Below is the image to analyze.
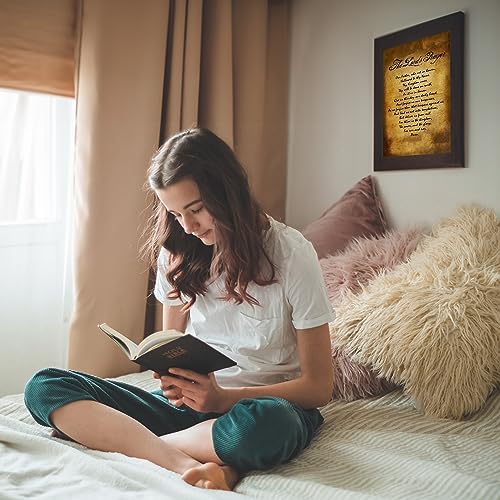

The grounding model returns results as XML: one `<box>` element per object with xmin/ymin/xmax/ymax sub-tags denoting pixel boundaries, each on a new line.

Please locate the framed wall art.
<box><xmin>374</xmin><ymin>12</ymin><xmax>464</xmax><ymax>171</ymax></box>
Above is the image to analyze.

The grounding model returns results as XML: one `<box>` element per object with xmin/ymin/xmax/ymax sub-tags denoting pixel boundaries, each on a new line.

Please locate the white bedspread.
<box><xmin>1</xmin><ymin>372</ymin><xmax>499</xmax><ymax>499</ymax></box>
<box><xmin>0</xmin><ymin>414</ymin><xmax>224</xmax><ymax>500</ymax></box>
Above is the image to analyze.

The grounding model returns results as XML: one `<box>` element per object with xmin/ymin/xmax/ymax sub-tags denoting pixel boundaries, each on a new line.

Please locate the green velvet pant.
<box><xmin>24</xmin><ymin>368</ymin><xmax>323</xmax><ymax>472</ymax></box>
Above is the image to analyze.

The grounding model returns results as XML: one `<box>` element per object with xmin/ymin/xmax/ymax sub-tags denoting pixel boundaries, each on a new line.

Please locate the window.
<box><xmin>0</xmin><ymin>88</ymin><xmax>75</xmax><ymax>223</ymax></box>
<box><xmin>0</xmin><ymin>88</ymin><xmax>76</xmax><ymax>396</ymax></box>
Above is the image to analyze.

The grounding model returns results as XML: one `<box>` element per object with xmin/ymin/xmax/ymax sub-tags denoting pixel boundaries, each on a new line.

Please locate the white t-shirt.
<box><xmin>154</xmin><ymin>216</ymin><xmax>335</xmax><ymax>387</ymax></box>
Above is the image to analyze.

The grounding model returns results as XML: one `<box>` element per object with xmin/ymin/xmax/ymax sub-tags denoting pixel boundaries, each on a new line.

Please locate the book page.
<box><xmin>98</xmin><ymin>323</ymin><xmax>139</xmax><ymax>358</ymax></box>
<box><xmin>136</xmin><ymin>329</ymin><xmax>184</xmax><ymax>357</ymax></box>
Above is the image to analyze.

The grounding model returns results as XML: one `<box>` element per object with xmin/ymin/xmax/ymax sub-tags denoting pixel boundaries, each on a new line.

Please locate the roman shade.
<box><xmin>0</xmin><ymin>0</ymin><xmax>80</xmax><ymax>97</ymax></box>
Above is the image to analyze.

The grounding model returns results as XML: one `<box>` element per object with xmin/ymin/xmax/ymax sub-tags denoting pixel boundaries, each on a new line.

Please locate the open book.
<box><xmin>98</xmin><ymin>323</ymin><xmax>236</xmax><ymax>375</ymax></box>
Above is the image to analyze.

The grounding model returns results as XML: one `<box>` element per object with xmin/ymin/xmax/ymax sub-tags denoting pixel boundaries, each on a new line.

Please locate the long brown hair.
<box><xmin>144</xmin><ymin>128</ymin><xmax>276</xmax><ymax>307</ymax></box>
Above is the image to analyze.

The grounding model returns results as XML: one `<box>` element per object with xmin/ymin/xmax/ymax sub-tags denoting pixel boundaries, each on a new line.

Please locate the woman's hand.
<box><xmin>153</xmin><ymin>371</ymin><xmax>184</xmax><ymax>406</ymax></box>
<box><xmin>155</xmin><ymin>368</ymin><xmax>231</xmax><ymax>413</ymax></box>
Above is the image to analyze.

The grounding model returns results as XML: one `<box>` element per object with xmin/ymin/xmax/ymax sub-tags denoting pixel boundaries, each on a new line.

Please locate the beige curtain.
<box><xmin>69</xmin><ymin>0</ymin><xmax>289</xmax><ymax>376</ymax></box>
<box><xmin>67</xmin><ymin>0</ymin><xmax>170</xmax><ymax>376</ymax></box>
<box><xmin>0</xmin><ymin>0</ymin><xmax>79</xmax><ymax>96</ymax></box>
<box><xmin>162</xmin><ymin>0</ymin><xmax>289</xmax><ymax>218</ymax></box>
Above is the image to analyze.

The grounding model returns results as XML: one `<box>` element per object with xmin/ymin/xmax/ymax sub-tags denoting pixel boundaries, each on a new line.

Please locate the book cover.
<box><xmin>135</xmin><ymin>334</ymin><xmax>237</xmax><ymax>375</ymax></box>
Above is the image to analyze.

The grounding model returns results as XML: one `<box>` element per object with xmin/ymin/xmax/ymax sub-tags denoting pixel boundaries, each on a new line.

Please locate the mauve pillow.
<box><xmin>320</xmin><ymin>228</ymin><xmax>425</xmax><ymax>401</ymax></box>
<box><xmin>302</xmin><ymin>176</ymin><xmax>388</xmax><ymax>259</ymax></box>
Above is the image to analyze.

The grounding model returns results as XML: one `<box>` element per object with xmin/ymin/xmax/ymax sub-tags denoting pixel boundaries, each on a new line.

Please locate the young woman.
<box><xmin>24</xmin><ymin>128</ymin><xmax>335</xmax><ymax>491</ymax></box>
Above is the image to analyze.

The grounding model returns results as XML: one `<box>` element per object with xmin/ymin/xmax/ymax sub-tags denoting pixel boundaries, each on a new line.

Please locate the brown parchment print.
<box><xmin>383</xmin><ymin>31</ymin><xmax>451</xmax><ymax>156</ymax></box>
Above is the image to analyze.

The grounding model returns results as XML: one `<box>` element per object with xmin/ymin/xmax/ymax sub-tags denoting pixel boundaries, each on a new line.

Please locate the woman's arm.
<box><xmin>154</xmin><ymin>305</ymin><xmax>190</xmax><ymax>403</ymax></box>
<box><xmin>224</xmin><ymin>323</ymin><xmax>334</xmax><ymax>409</ymax></box>
<box><xmin>164</xmin><ymin>323</ymin><xmax>334</xmax><ymax>411</ymax></box>
<box><xmin>163</xmin><ymin>304</ymin><xmax>189</xmax><ymax>332</ymax></box>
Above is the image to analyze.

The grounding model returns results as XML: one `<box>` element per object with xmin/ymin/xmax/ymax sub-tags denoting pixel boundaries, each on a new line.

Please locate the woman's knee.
<box><xmin>213</xmin><ymin>397</ymin><xmax>311</xmax><ymax>471</ymax></box>
<box><xmin>25</xmin><ymin>367</ymin><xmax>68</xmax><ymax>406</ymax></box>
<box><xmin>24</xmin><ymin>367</ymin><xmax>92</xmax><ymax>427</ymax></box>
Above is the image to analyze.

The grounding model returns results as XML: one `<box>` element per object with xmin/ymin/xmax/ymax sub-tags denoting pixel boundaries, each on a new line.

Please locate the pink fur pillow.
<box><xmin>321</xmin><ymin>228</ymin><xmax>424</xmax><ymax>401</ymax></box>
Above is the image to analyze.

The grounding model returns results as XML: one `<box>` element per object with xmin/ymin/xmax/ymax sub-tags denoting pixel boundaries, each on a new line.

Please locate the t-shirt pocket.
<box><xmin>235</xmin><ymin>312</ymin><xmax>290</xmax><ymax>364</ymax></box>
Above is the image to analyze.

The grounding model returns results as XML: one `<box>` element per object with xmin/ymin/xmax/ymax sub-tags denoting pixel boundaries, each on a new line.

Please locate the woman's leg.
<box><xmin>24</xmin><ymin>368</ymin><xmax>202</xmax><ymax>435</ymax></box>
<box><xmin>161</xmin><ymin>419</ymin><xmax>240</xmax><ymax>489</ymax></box>
<box><xmin>212</xmin><ymin>396</ymin><xmax>323</xmax><ymax>472</ymax></box>
<box><xmin>160</xmin><ymin>396</ymin><xmax>323</xmax><ymax>487</ymax></box>
<box><xmin>51</xmin><ymin>401</ymin><xmax>235</xmax><ymax>490</ymax></box>
<box><xmin>24</xmin><ymin>368</ymin><xmax>234</xmax><ymax>490</ymax></box>
<box><xmin>50</xmin><ymin>400</ymin><xmax>200</xmax><ymax>474</ymax></box>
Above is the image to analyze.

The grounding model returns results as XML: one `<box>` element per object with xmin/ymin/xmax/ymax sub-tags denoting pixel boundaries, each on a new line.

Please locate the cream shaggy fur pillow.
<box><xmin>330</xmin><ymin>205</ymin><xmax>500</xmax><ymax>419</ymax></box>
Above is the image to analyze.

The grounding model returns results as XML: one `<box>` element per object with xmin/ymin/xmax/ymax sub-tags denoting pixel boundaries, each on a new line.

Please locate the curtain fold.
<box><xmin>198</xmin><ymin>0</ymin><xmax>234</xmax><ymax>144</ymax></box>
<box><xmin>162</xmin><ymin>0</ymin><xmax>203</xmax><ymax>137</ymax></box>
<box><xmin>0</xmin><ymin>0</ymin><xmax>79</xmax><ymax>97</ymax></box>
<box><xmin>69</xmin><ymin>0</ymin><xmax>289</xmax><ymax>375</ymax></box>
<box><xmin>200</xmin><ymin>0</ymin><xmax>288</xmax><ymax>219</ymax></box>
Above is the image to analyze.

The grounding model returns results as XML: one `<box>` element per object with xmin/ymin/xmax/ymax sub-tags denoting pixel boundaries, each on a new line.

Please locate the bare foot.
<box><xmin>181</xmin><ymin>462</ymin><xmax>240</xmax><ymax>490</ymax></box>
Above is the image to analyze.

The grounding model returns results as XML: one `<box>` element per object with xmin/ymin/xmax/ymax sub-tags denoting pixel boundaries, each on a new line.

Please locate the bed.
<box><xmin>2</xmin><ymin>177</ymin><xmax>499</xmax><ymax>499</ymax></box>
<box><xmin>1</xmin><ymin>371</ymin><xmax>499</xmax><ymax>499</ymax></box>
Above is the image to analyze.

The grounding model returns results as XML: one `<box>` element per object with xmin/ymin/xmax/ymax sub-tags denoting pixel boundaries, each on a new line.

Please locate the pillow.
<box><xmin>330</xmin><ymin>346</ymin><xmax>397</xmax><ymax>402</ymax></box>
<box><xmin>330</xmin><ymin>205</ymin><xmax>500</xmax><ymax>419</ymax></box>
<box><xmin>302</xmin><ymin>176</ymin><xmax>388</xmax><ymax>259</ymax></box>
<box><xmin>320</xmin><ymin>228</ymin><xmax>424</xmax><ymax>307</ymax></box>
<box><xmin>321</xmin><ymin>228</ymin><xmax>424</xmax><ymax>401</ymax></box>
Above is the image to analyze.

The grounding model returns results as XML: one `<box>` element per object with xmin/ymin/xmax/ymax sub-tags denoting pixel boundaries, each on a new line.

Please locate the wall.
<box><xmin>287</xmin><ymin>0</ymin><xmax>500</xmax><ymax>230</ymax></box>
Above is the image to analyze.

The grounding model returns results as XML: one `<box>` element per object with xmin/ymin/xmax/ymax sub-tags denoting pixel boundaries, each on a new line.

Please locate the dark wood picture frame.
<box><xmin>374</xmin><ymin>12</ymin><xmax>464</xmax><ymax>171</ymax></box>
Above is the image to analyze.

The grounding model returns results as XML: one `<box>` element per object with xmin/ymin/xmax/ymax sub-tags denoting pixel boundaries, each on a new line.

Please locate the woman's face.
<box><xmin>155</xmin><ymin>177</ymin><xmax>216</xmax><ymax>246</ymax></box>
